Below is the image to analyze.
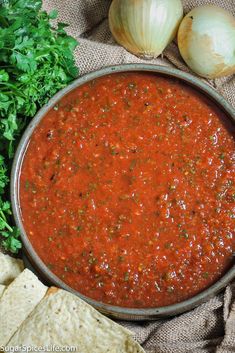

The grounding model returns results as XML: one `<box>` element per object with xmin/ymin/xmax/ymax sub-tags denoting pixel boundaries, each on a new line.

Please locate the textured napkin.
<box><xmin>42</xmin><ymin>1</ymin><xmax>235</xmax><ymax>352</ymax></box>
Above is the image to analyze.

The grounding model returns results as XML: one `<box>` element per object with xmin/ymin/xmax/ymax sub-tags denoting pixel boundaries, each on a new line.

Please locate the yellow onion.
<box><xmin>178</xmin><ymin>5</ymin><xmax>235</xmax><ymax>78</ymax></box>
<box><xmin>109</xmin><ymin>0</ymin><xmax>183</xmax><ymax>59</ymax></box>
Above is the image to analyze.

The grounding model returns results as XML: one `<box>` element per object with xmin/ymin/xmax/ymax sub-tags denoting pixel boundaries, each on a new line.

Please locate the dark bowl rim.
<box><xmin>10</xmin><ymin>63</ymin><xmax>235</xmax><ymax>320</ymax></box>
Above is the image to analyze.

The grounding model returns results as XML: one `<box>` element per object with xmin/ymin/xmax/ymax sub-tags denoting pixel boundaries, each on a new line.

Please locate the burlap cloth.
<box><xmin>42</xmin><ymin>1</ymin><xmax>235</xmax><ymax>352</ymax></box>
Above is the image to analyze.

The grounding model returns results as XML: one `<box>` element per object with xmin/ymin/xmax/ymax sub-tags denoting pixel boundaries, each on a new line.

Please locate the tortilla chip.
<box><xmin>0</xmin><ymin>253</ymin><xmax>24</xmax><ymax>285</ymax></box>
<box><xmin>0</xmin><ymin>284</ymin><xmax>5</xmax><ymax>298</ymax></box>
<box><xmin>8</xmin><ymin>288</ymin><xmax>145</xmax><ymax>352</ymax></box>
<box><xmin>0</xmin><ymin>269</ymin><xmax>47</xmax><ymax>346</ymax></box>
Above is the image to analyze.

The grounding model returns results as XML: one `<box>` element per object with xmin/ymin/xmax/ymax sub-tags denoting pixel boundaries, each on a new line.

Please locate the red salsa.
<box><xmin>20</xmin><ymin>73</ymin><xmax>235</xmax><ymax>308</ymax></box>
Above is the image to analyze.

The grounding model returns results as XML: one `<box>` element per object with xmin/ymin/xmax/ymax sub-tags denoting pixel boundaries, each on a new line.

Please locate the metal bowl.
<box><xmin>11</xmin><ymin>64</ymin><xmax>235</xmax><ymax>320</ymax></box>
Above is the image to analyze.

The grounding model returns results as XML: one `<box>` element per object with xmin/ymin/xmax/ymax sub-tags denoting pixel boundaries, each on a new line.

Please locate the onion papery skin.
<box><xmin>178</xmin><ymin>5</ymin><xmax>235</xmax><ymax>79</ymax></box>
<box><xmin>109</xmin><ymin>0</ymin><xmax>183</xmax><ymax>60</ymax></box>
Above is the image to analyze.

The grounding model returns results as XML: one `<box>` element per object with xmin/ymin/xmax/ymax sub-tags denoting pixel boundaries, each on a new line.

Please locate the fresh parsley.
<box><xmin>0</xmin><ymin>0</ymin><xmax>78</xmax><ymax>253</ymax></box>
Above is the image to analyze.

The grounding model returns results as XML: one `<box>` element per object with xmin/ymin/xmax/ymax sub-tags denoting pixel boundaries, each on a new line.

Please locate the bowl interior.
<box><xmin>11</xmin><ymin>64</ymin><xmax>235</xmax><ymax>320</ymax></box>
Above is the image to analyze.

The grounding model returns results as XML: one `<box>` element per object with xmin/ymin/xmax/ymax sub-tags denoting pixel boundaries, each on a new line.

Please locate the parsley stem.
<box><xmin>0</xmin><ymin>211</ymin><xmax>13</xmax><ymax>232</ymax></box>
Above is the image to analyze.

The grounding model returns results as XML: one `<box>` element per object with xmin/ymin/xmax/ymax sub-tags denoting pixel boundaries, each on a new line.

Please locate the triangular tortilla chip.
<box><xmin>0</xmin><ymin>253</ymin><xmax>24</xmax><ymax>285</ymax></box>
<box><xmin>8</xmin><ymin>288</ymin><xmax>145</xmax><ymax>353</ymax></box>
<box><xmin>0</xmin><ymin>269</ymin><xmax>47</xmax><ymax>346</ymax></box>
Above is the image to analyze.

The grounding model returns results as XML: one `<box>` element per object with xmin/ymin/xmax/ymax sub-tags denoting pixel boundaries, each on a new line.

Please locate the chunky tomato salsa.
<box><xmin>20</xmin><ymin>73</ymin><xmax>235</xmax><ymax>308</ymax></box>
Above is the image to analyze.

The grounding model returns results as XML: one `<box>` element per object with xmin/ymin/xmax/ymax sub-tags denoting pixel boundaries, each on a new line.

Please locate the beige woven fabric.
<box><xmin>43</xmin><ymin>1</ymin><xmax>235</xmax><ymax>352</ymax></box>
